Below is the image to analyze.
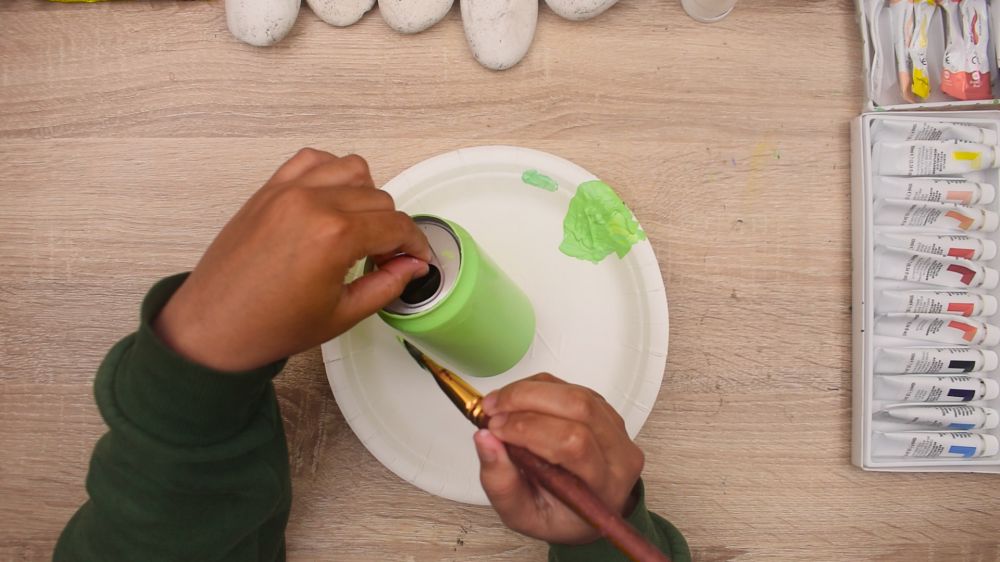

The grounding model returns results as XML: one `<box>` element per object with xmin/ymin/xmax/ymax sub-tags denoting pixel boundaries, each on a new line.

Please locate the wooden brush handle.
<box><xmin>504</xmin><ymin>444</ymin><xmax>671</xmax><ymax>562</ymax></box>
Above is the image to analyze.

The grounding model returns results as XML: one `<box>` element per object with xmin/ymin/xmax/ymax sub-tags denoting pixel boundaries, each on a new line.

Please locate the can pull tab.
<box><xmin>401</xmin><ymin>264</ymin><xmax>442</xmax><ymax>306</ymax></box>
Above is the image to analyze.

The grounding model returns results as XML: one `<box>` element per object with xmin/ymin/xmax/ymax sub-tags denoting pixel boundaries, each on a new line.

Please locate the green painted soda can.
<box><xmin>376</xmin><ymin>215</ymin><xmax>535</xmax><ymax>377</ymax></box>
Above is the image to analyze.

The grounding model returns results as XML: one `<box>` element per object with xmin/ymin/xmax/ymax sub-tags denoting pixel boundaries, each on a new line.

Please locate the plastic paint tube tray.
<box><xmin>851</xmin><ymin>111</ymin><xmax>1000</xmax><ymax>473</ymax></box>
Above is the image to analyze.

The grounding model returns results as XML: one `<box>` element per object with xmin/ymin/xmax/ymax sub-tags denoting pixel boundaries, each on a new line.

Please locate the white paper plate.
<box><xmin>321</xmin><ymin>146</ymin><xmax>668</xmax><ymax>505</ymax></box>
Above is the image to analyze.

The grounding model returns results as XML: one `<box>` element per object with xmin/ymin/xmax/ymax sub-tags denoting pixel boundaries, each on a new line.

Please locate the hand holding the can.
<box><xmin>474</xmin><ymin>373</ymin><xmax>645</xmax><ymax>545</ymax></box>
<box><xmin>154</xmin><ymin>148</ymin><xmax>431</xmax><ymax>371</ymax></box>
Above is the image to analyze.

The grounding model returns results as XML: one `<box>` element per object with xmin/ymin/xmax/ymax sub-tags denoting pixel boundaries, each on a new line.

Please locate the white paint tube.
<box><xmin>874</xmin><ymin>247</ymin><xmax>1000</xmax><ymax>289</ymax></box>
<box><xmin>878</xmin><ymin>405</ymin><xmax>1000</xmax><ymax>430</ymax></box>
<box><xmin>877</xmin><ymin>289</ymin><xmax>999</xmax><ymax>317</ymax></box>
<box><xmin>878</xmin><ymin>233</ymin><xmax>998</xmax><ymax>261</ymax></box>
<box><xmin>875</xmin><ymin>347</ymin><xmax>998</xmax><ymax>374</ymax></box>
<box><xmin>871</xmin><ymin>120</ymin><xmax>999</xmax><ymax>144</ymax></box>
<box><xmin>875</xmin><ymin>314</ymin><xmax>1000</xmax><ymax>346</ymax></box>
<box><xmin>873</xmin><ymin>431</ymin><xmax>999</xmax><ymax>458</ymax></box>
<box><xmin>874</xmin><ymin>200</ymin><xmax>1000</xmax><ymax>232</ymax></box>
<box><xmin>874</xmin><ymin>141</ymin><xmax>1000</xmax><ymax>176</ymax></box>
<box><xmin>875</xmin><ymin>177</ymin><xmax>996</xmax><ymax>205</ymax></box>
<box><xmin>875</xmin><ymin>374</ymin><xmax>1000</xmax><ymax>402</ymax></box>
<box><xmin>888</xmin><ymin>0</ymin><xmax>916</xmax><ymax>102</ymax></box>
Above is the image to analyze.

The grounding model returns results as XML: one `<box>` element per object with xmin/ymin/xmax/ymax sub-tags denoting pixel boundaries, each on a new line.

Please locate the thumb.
<box><xmin>475</xmin><ymin>429</ymin><xmax>536</xmax><ymax>524</ymax></box>
<box><xmin>335</xmin><ymin>256</ymin><xmax>428</xmax><ymax>326</ymax></box>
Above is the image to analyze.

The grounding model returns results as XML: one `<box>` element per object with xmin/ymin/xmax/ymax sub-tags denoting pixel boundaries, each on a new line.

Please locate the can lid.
<box><xmin>981</xmin><ymin>267</ymin><xmax>1000</xmax><ymax>290</ymax></box>
<box><xmin>982</xmin><ymin>408</ymin><xmax>1000</xmax><ymax>430</ymax></box>
<box><xmin>982</xmin><ymin>240</ymin><xmax>999</xmax><ymax>261</ymax></box>
<box><xmin>982</xmin><ymin>323</ymin><xmax>1000</xmax><ymax>347</ymax></box>
<box><xmin>983</xmin><ymin>295</ymin><xmax>999</xmax><ymax>317</ymax></box>
<box><xmin>979</xmin><ymin>183</ymin><xmax>997</xmax><ymax>205</ymax></box>
<box><xmin>984</xmin><ymin>350</ymin><xmax>1000</xmax><ymax>371</ymax></box>
<box><xmin>983</xmin><ymin>378</ymin><xmax>1000</xmax><ymax>400</ymax></box>
<box><xmin>981</xmin><ymin>434</ymin><xmax>1000</xmax><ymax>457</ymax></box>
<box><xmin>382</xmin><ymin>216</ymin><xmax>462</xmax><ymax>315</ymax></box>
<box><xmin>983</xmin><ymin>209</ymin><xmax>1000</xmax><ymax>233</ymax></box>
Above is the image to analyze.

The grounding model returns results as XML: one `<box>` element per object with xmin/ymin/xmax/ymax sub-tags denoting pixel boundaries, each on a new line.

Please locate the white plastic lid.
<box><xmin>982</xmin><ymin>323</ymin><xmax>1000</xmax><ymax>347</ymax></box>
<box><xmin>980</xmin><ymin>434</ymin><xmax>999</xmax><ymax>457</ymax></box>
<box><xmin>983</xmin><ymin>295</ymin><xmax>999</xmax><ymax>317</ymax></box>
<box><xmin>983</xmin><ymin>378</ymin><xmax>1000</xmax><ymax>400</ymax></box>
<box><xmin>981</xmin><ymin>267</ymin><xmax>1000</xmax><ymax>290</ymax></box>
<box><xmin>983</xmin><ymin>350</ymin><xmax>999</xmax><ymax>371</ymax></box>
<box><xmin>982</xmin><ymin>409</ymin><xmax>1000</xmax><ymax>430</ymax></box>
<box><xmin>982</xmin><ymin>240</ymin><xmax>999</xmax><ymax>261</ymax></box>
<box><xmin>979</xmin><ymin>183</ymin><xmax>997</xmax><ymax>205</ymax></box>
<box><xmin>982</xmin><ymin>210</ymin><xmax>1000</xmax><ymax>233</ymax></box>
<box><xmin>982</xmin><ymin>127</ymin><xmax>1000</xmax><ymax>145</ymax></box>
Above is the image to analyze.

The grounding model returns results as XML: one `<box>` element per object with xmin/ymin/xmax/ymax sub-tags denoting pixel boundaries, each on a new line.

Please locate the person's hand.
<box><xmin>154</xmin><ymin>148</ymin><xmax>431</xmax><ymax>372</ymax></box>
<box><xmin>474</xmin><ymin>373</ymin><xmax>644</xmax><ymax>545</ymax></box>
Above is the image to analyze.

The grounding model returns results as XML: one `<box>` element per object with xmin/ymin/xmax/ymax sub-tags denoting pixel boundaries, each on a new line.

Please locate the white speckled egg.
<box><xmin>378</xmin><ymin>0</ymin><xmax>454</xmax><ymax>33</ymax></box>
<box><xmin>544</xmin><ymin>0</ymin><xmax>618</xmax><ymax>21</ymax></box>
<box><xmin>225</xmin><ymin>0</ymin><xmax>301</xmax><ymax>46</ymax></box>
<box><xmin>307</xmin><ymin>0</ymin><xmax>375</xmax><ymax>26</ymax></box>
<box><xmin>460</xmin><ymin>0</ymin><xmax>537</xmax><ymax>70</ymax></box>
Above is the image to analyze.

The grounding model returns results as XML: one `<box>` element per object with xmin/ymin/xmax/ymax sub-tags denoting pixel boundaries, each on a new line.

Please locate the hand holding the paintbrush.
<box><xmin>474</xmin><ymin>373</ymin><xmax>645</xmax><ymax>545</ymax></box>
<box><xmin>155</xmin><ymin>148</ymin><xmax>431</xmax><ymax>372</ymax></box>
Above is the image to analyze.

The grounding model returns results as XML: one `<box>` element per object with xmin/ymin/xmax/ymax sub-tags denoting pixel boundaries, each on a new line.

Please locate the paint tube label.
<box><xmin>874</xmin><ymin>177</ymin><xmax>995</xmax><ymax>206</ymax></box>
<box><xmin>907</xmin><ymin>1</ymin><xmax>936</xmax><ymax>100</ymax></box>
<box><xmin>940</xmin><ymin>0</ymin><xmax>992</xmax><ymax>101</ymax></box>
<box><xmin>877</xmin><ymin>289</ymin><xmax>998</xmax><ymax>317</ymax></box>
<box><xmin>873</xmin><ymin>431</ymin><xmax>998</xmax><ymax>458</ymax></box>
<box><xmin>874</xmin><ymin>247</ymin><xmax>999</xmax><ymax>289</ymax></box>
<box><xmin>874</xmin><ymin>347</ymin><xmax>996</xmax><ymax>374</ymax></box>
<box><xmin>878</xmin><ymin>233</ymin><xmax>995</xmax><ymax>260</ymax></box>
<box><xmin>875</xmin><ymin>314</ymin><xmax>1000</xmax><ymax>346</ymax></box>
<box><xmin>874</xmin><ymin>374</ymin><xmax>998</xmax><ymax>402</ymax></box>
<box><xmin>871</xmin><ymin>120</ymin><xmax>998</xmax><ymax>144</ymax></box>
<box><xmin>874</xmin><ymin>141</ymin><xmax>1000</xmax><ymax>176</ymax></box>
<box><xmin>875</xmin><ymin>200</ymin><xmax>999</xmax><ymax>232</ymax></box>
<box><xmin>878</xmin><ymin>404</ymin><xmax>999</xmax><ymax>430</ymax></box>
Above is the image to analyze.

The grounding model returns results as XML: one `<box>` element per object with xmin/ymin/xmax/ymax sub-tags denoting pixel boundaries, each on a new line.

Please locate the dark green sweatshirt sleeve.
<box><xmin>54</xmin><ymin>274</ymin><xmax>291</xmax><ymax>562</ymax></box>
<box><xmin>547</xmin><ymin>479</ymin><xmax>690</xmax><ymax>562</ymax></box>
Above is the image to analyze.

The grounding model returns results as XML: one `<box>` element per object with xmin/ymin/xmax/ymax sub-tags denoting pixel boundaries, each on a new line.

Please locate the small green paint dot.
<box><xmin>774</xmin><ymin>151</ymin><xmax>781</xmax><ymax>160</ymax></box>
<box><xmin>522</xmin><ymin>169</ymin><xmax>558</xmax><ymax>192</ymax></box>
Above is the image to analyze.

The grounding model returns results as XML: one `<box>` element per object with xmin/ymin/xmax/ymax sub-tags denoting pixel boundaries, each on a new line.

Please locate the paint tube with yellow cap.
<box><xmin>875</xmin><ymin>200</ymin><xmax>1000</xmax><ymax>232</ymax></box>
<box><xmin>907</xmin><ymin>0</ymin><xmax>937</xmax><ymax>101</ymax></box>
<box><xmin>875</xmin><ymin>140</ymin><xmax>1000</xmax><ymax>176</ymax></box>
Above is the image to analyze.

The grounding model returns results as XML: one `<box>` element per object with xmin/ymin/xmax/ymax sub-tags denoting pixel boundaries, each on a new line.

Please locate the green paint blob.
<box><xmin>522</xmin><ymin>169</ymin><xmax>558</xmax><ymax>192</ymax></box>
<box><xmin>559</xmin><ymin>180</ymin><xmax>646</xmax><ymax>264</ymax></box>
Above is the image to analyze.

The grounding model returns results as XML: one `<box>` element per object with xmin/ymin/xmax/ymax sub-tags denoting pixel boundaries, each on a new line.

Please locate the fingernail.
<box><xmin>488</xmin><ymin>412</ymin><xmax>507</xmax><ymax>431</ymax></box>
<box><xmin>482</xmin><ymin>392</ymin><xmax>498</xmax><ymax>414</ymax></box>
<box><xmin>475</xmin><ymin>430</ymin><xmax>497</xmax><ymax>463</ymax></box>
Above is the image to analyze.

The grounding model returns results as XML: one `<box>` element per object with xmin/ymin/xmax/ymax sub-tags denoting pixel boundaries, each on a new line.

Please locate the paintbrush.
<box><xmin>400</xmin><ymin>339</ymin><xmax>671</xmax><ymax>562</ymax></box>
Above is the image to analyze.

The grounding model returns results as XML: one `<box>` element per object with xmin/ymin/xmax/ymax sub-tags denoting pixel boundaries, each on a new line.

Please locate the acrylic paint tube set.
<box><xmin>865</xmin><ymin>116</ymin><xmax>1000</xmax><ymax>462</ymax></box>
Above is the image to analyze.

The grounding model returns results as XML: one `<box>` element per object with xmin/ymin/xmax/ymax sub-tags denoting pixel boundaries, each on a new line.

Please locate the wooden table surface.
<box><xmin>3</xmin><ymin>0</ymin><xmax>997</xmax><ymax>560</ymax></box>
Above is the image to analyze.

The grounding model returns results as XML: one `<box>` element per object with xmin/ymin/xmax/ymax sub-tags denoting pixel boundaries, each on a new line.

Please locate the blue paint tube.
<box><xmin>873</xmin><ymin>431</ymin><xmax>999</xmax><ymax>458</ymax></box>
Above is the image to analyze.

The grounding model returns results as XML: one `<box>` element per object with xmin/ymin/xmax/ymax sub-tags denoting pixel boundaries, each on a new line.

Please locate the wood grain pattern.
<box><xmin>2</xmin><ymin>1</ymin><xmax>994</xmax><ymax>560</ymax></box>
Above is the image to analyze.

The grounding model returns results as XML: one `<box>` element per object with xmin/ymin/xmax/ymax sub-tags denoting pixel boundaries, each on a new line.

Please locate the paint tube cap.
<box><xmin>982</xmin><ymin>324</ymin><xmax>1000</xmax><ymax>347</ymax></box>
<box><xmin>984</xmin><ymin>295</ymin><xmax>1000</xmax><ymax>317</ymax></box>
<box><xmin>979</xmin><ymin>183</ymin><xmax>997</xmax><ymax>205</ymax></box>
<box><xmin>983</xmin><ymin>211</ymin><xmax>1000</xmax><ymax>233</ymax></box>
<box><xmin>982</xmin><ymin>128</ymin><xmax>1000</xmax><ymax>146</ymax></box>
<box><xmin>983</xmin><ymin>378</ymin><xmax>1000</xmax><ymax>400</ymax></box>
<box><xmin>983</xmin><ymin>240</ymin><xmax>999</xmax><ymax>261</ymax></box>
<box><xmin>982</xmin><ymin>267</ymin><xmax>1000</xmax><ymax>290</ymax></box>
<box><xmin>981</xmin><ymin>434</ymin><xmax>1000</xmax><ymax>457</ymax></box>
<box><xmin>983</xmin><ymin>409</ymin><xmax>1000</xmax><ymax>430</ymax></box>
<box><xmin>984</xmin><ymin>350</ymin><xmax>1000</xmax><ymax>371</ymax></box>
